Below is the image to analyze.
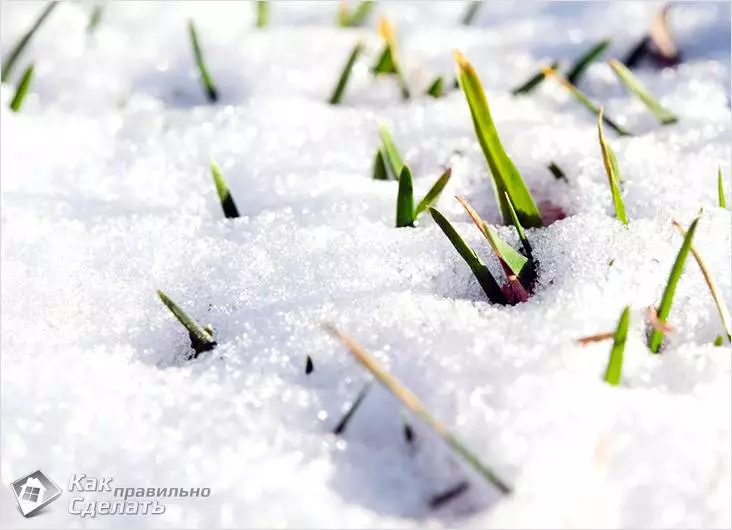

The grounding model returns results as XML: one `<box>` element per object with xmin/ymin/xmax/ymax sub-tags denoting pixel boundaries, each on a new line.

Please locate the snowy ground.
<box><xmin>1</xmin><ymin>1</ymin><xmax>730</xmax><ymax>528</ymax></box>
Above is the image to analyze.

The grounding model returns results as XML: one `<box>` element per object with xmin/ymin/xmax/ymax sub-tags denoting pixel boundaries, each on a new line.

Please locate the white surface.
<box><xmin>1</xmin><ymin>1</ymin><xmax>730</xmax><ymax>528</ymax></box>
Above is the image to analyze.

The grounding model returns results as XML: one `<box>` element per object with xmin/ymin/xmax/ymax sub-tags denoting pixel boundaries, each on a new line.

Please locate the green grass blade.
<box><xmin>673</xmin><ymin>220</ymin><xmax>732</xmax><ymax>343</ymax></box>
<box><xmin>188</xmin><ymin>20</ymin><xmax>218</xmax><ymax>103</ymax></box>
<box><xmin>598</xmin><ymin>109</ymin><xmax>629</xmax><ymax>224</ymax></box>
<box><xmin>718</xmin><ymin>167</ymin><xmax>726</xmax><ymax>209</ymax></box>
<box><xmin>396</xmin><ymin>165</ymin><xmax>415</xmax><ymax>227</ymax></box>
<box><xmin>87</xmin><ymin>5</ymin><xmax>104</xmax><ymax>34</ymax></box>
<box><xmin>211</xmin><ymin>160</ymin><xmax>240</xmax><ymax>218</ymax></box>
<box><xmin>503</xmin><ymin>191</ymin><xmax>532</xmax><ymax>256</ymax></box>
<box><xmin>566</xmin><ymin>39</ymin><xmax>611</xmax><ymax>85</ymax></box>
<box><xmin>372</xmin><ymin>149</ymin><xmax>389</xmax><ymax>180</ymax></box>
<box><xmin>255</xmin><ymin>0</ymin><xmax>269</xmax><ymax>28</ymax></box>
<box><xmin>604</xmin><ymin>306</ymin><xmax>630</xmax><ymax>386</ymax></box>
<box><xmin>342</xmin><ymin>0</ymin><xmax>375</xmax><ymax>27</ymax></box>
<box><xmin>455</xmin><ymin>51</ymin><xmax>543</xmax><ymax>228</ymax></box>
<box><xmin>429</xmin><ymin>207</ymin><xmax>506</xmax><ymax>304</ymax></box>
<box><xmin>608</xmin><ymin>59</ymin><xmax>677</xmax><ymax>125</ymax></box>
<box><xmin>548</xmin><ymin>161</ymin><xmax>568</xmax><ymax>182</ymax></box>
<box><xmin>511</xmin><ymin>60</ymin><xmax>559</xmax><ymax>96</ymax></box>
<box><xmin>377</xmin><ymin>122</ymin><xmax>404</xmax><ymax>180</ymax></box>
<box><xmin>414</xmin><ymin>168</ymin><xmax>452</xmax><ymax>218</ymax></box>
<box><xmin>9</xmin><ymin>64</ymin><xmax>34</xmax><ymax>113</ymax></box>
<box><xmin>378</xmin><ymin>18</ymin><xmax>410</xmax><ymax>99</ymax></box>
<box><xmin>157</xmin><ymin>289</ymin><xmax>216</xmax><ymax>355</ymax></box>
<box><xmin>333</xmin><ymin>382</ymin><xmax>372</xmax><ymax>435</ymax></box>
<box><xmin>371</xmin><ymin>45</ymin><xmax>396</xmax><ymax>75</ymax></box>
<box><xmin>1</xmin><ymin>1</ymin><xmax>58</xmax><ymax>83</ymax></box>
<box><xmin>426</xmin><ymin>76</ymin><xmax>445</xmax><ymax>98</ymax></box>
<box><xmin>460</xmin><ymin>1</ymin><xmax>482</xmax><ymax>25</ymax></box>
<box><xmin>713</xmin><ymin>335</ymin><xmax>724</xmax><ymax>347</ymax></box>
<box><xmin>328</xmin><ymin>41</ymin><xmax>364</xmax><ymax>105</ymax></box>
<box><xmin>649</xmin><ymin>216</ymin><xmax>701</xmax><ymax>353</ymax></box>
<box><xmin>543</xmin><ymin>67</ymin><xmax>631</xmax><ymax>136</ymax></box>
<box><xmin>324</xmin><ymin>325</ymin><xmax>512</xmax><ymax>495</ymax></box>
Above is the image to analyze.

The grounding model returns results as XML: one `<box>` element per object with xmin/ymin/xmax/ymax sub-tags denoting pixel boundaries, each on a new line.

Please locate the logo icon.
<box><xmin>10</xmin><ymin>470</ymin><xmax>62</xmax><ymax>517</ymax></box>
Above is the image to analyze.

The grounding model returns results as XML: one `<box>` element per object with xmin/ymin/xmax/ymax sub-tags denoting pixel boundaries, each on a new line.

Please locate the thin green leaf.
<box><xmin>188</xmin><ymin>20</ymin><xmax>218</xmax><ymax>103</ymax></box>
<box><xmin>543</xmin><ymin>66</ymin><xmax>631</xmax><ymax>136</ymax></box>
<box><xmin>328</xmin><ymin>40</ymin><xmax>364</xmax><ymax>105</ymax></box>
<box><xmin>378</xmin><ymin>18</ymin><xmax>410</xmax><ymax>99</ymax></box>
<box><xmin>673</xmin><ymin>220</ymin><xmax>732</xmax><ymax>344</ymax></box>
<box><xmin>503</xmin><ymin>191</ymin><xmax>532</xmax><ymax>257</ymax></box>
<box><xmin>211</xmin><ymin>160</ymin><xmax>240</xmax><ymax>218</ymax></box>
<box><xmin>609</xmin><ymin>59</ymin><xmax>677</xmax><ymax>125</ymax></box>
<box><xmin>414</xmin><ymin>168</ymin><xmax>452</xmax><ymax>218</ymax></box>
<box><xmin>429</xmin><ymin>207</ymin><xmax>506</xmax><ymax>304</ymax></box>
<box><xmin>548</xmin><ymin>161</ymin><xmax>568</xmax><ymax>182</ymax></box>
<box><xmin>157</xmin><ymin>289</ymin><xmax>216</xmax><ymax>356</ymax></box>
<box><xmin>1</xmin><ymin>1</ymin><xmax>58</xmax><ymax>83</ymax></box>
<box><xmin>604</xmin><ymin>306</ymin><xmax>630</xmax><ymax>386</ymax></box>
<box><xmin>9</xmin><ymin>64</ymin><xmax>34</xmax><ymax>113</ymax></box>
<box><xmin>426</xmin><ymin>76</ymin><xmax>445</xmax><ymax>98</ymax></box>
<box><xmin>598</xmin><ymin>109</ymin><xmax>629</xmax><ymax>224</ymax></box>
<box><xmin>333</xmin><ymin>382</ymin><xmax>372</xmax><ymax>435</ymax></box>
<box><xmin>455</xmin><ymin>50</ymin><xmax>543</xmax><ymax>228</ymax></box>
<box><xmin>566</xmin><ymin>39</ymin><xmax>611</xmax><ymax>85</ymax></box>
<box><xmin>718</xmin><ymin>167</ymin><xmax>726</xmax><ymax>209</ymax></box>
<box><xmin>460</xmin><ymin>1</ymin><xmax>482</xmax><ymax>25</ymax></box>
<box><xmin>649</xmin><ymin>216</ymin><xmax>700</xmax><ymax>353</ymax></box>
<box><xmin>340</xmin><ymin>0</ymin><xmax>375</xmax><ymax>27</ymax></box>
<box><xmin>372</xmin><ymin>149</ymin><xmax>389</xmax><ymax>180</ymax></box>
<box><xmin>255</xmin><ymin>0</ymin><xmax>269</xmax><ymax>28</ymax></box>
<box><xmin>87</xmin><ymin>5</ymin><xmax>104</xmax><ymax>34</ymax></box>
<box><xmin>511</xmin><ymin>60</ymin><xmax>559</xmax><ymax>96</ymax></box>
<box><xmin>396</xmin><ymin>165</ymin><xmax>415</xmax><ymax>227</ymax></box>
<box><xmin>377</xmin><ymin>122</ymin><xmax>404</xmax><ymax>180</ymax></box>
<box><xmin>371</xmin><ymin>45</ymin><xmax>396</xmax><ymax>75</ymax></box>
<box><xmin>324</xmin><ymin>325</ymin><xmax>512</xmax><ymax>495</ymax></box>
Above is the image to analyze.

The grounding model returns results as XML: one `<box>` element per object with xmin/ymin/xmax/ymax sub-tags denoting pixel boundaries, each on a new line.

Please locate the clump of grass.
<box><xmin>718</xmin><ymin>167</ymin><xmax>727</xmax><ymax>209</ymax></box>
<box><xmin>188</xmin><ymin>20</ymin><xmax>218</xmax><ymax>103</ymax></box>
<box><xmin>460</xmin><ymin>1</ymin><xmax>482</xmax><ymax>25</ymax></box>
<box><xmin>373</xmin><ymin>122</ymin><xmax>404</xmax><ymax>180</ymax></box>
<box><xmin>396</xmin><ymin>166</ymin><xmax>452</xmax><ymax>227</ymax></box>
<box><xmin>604</xmin><ymin>306</ymin><xmax>630</xmax><ymax>386</ymax></box>
<box><xmin>333</xmin><ymin>382</ymin><xmax>372</xmax><ymax>435</ymax></box>
<box><xmin>548</xmin><ymin>161</ymin><xmax>568</xmax><ymax>182</ymax></box>
<box><xmin>255</xmin><ymin>0</ymin><xmax>269</xmax><ymax>28</ymax></box>
<box><xmin>608</xmin><ymin>59</ymin><xmax>677</xmax><ymax>125</ymax></box>
<box><xmin>324</xmin><ymin>325</ymin><xmax>512</xmax><ymax>495</ymax></box>
<box><xmin>9</xmin><ymin>64</ymin><xmax>34</xmax><ymax>113</ymax></box>
<box><xmin>211</xmin><ymin>159</ymin><xmax>240</xmax><ymax>218</ymax></box>
<box><xmin>598</xmin><ymin>109</ymin><xmax>629</xmax><ymax>225</ymax></box>
<box><xmin>426</xmin><ymin>76</ymin><xmax>445</xmax><ymax>98</ymax></box>
<box><xmin>623</xmin><ymin>5</ymin><xmax>680</xmax><ymax>69</ymax></box>
<box><xmin>373</xmin><ymin>18</ymin><xmax>410</xmax><ymax>99</ymax></box>
<box><xmin>157</xmin><ymin>289</ymin><xmax>216</xmax><ymax>358</ymax></box>
<box><xmin>305</xmin><ymin>355</ymin><xmax>314</xmax><ymax>375</ymax></box>
<box><xmin>87</xmin><ymin>4</ymin><xmax>104</xmax><ymax>34</ymax></box>
<box><xmin>542</xmin><ymin>66</ymin><xmax>630</xmax><ymax>136</ymax></box>
<box><xmin>338</xmin><ymin>0</ymin><xmax>375</xmax><ymax>27</ymax></box>
<box><xmin>566</xmin><ymin>39</ymin><xmax>611</xmax><ymax>85</ymax></box>
<box><xmin>648</xmin><ymin>216</ymin><xmax>700</xmax><ymax>353</ymax></box>
<box><xmin>328</xmin><ymin>41</ymin><xmax>364</xmax><ymax>105</ymax></box>
<box><xmin>455</xmin><ymin>50</ymin><xmax>543</xmax><ymax>227</ymax></box>
<box><xmin>1</xmin><ymin>1</ymin><xmax>58</xmax><ymax>83</ymax></box>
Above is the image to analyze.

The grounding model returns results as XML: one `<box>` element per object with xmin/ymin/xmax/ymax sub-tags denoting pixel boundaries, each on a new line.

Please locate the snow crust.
<box><xmin>1</xmin><ymin>1</ymin><xmax>730</xmax><ymax>528</ymax></box>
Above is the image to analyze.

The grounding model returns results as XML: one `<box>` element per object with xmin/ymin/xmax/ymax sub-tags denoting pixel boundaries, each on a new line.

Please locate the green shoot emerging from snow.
<box><xmin>373</xmin><ymin>122</ymin><xmax>404</xmax><ymax>180</ymax></box>
<box><xmin>604</xmin><ymin>306</ymin><xmax>630</xmax><ymax>386</ymax></box>
<box><xmin>396</xmin><ymin>167</ymin><xmax>452</xmax><ymax>227</ymax></box>
<box><xmin>324</xmin><ymin>325</ymin><xmax>512</xmax><ymax>495</ymax></box>
<box><xmin>426</xmin><ymin>76</ymin><xmax>445</xmax><ymax>98</ymax></box>
<box><xmin>609</xmin><ymin>59</ymin><xmax>677</xmax><ymax>125</ymax></box>
<box><xmin>461</xmin><ymin>1</ymin><xmax>482</xmax><ymax>25</ymax></box>
<box><xmin>566</xmin><ymin>39</ymin><xmax>611</xmax><ymax>85</ymax></box>
<box><xmin>548</xmin><ymin>161</ymin><xmax>568</xmax><ymax>182</ymax></box>
<box><xmin>1</xmin><ymin>1</ymin><xmax>58</xmax><ymax>83</ymax></box>
<box><xmin>305</xmin><ymin>355</ymin><xmax>314</xmax><ymax>375</ymax></box>
<box><xmin>543</xmin><ymin>66</ymin><xmax>631</xmax><ymax>136</ymax></box>
<box><xmin>649</xmin><ymin>216</ymin><xmax>700</xmax><ymax>353</ymax></box>
<box><xmin>718</xmin><ymin>168</ymin><xmax>727</xmax><ymax>209</ymax></box>
<box><xmin>598</xmin><ymin>109</ymin><xmax>629</xmax><ymax>225</ymax></box>
<box><xmin>511</xmin><ymin>61</ymin><xmax>559</xmax><ymax>96</ymax></box>
<box><xmin>329</xmin><ymin>41</ymin><xmax>364</xmax><ymax>105</ymax></box>
<box><xmin>338</xmin><ymin>0</ymin><xmax>375</xmax><ymax>27</ymax></box>
<box><xmin>455</xmin><ymin>50</ymin><xmax>543</xmax><ymax>228</ymax></box>
<box><xmin>211</xmin><ymin>160</ymin><xmax>240</xmax><ymax>218</ymax></box>
<box><xmin>9</xmin><ymin>64</ymin><xmax>34</xmax><ymax>113</ymax></box>
<box><xmin>188</xmin><ymin>20</ymin><xmax>218</xmax><ymax>103</ymax></box>
<box><xmin>87</xmin><ymin>5</ymin><xmax>104</xmax><ymax>34</ymax></box>
<box><xmin>333</xmin><ymin>382</ymin><xmax>372</xmax><ymax>435</ymax></box>
<box><xmin>157</xmin><ymin>290</ymin><xmax>216</xmax><ymax>358</ymax></box>
<box><xmin>376</xmin><ymin>18</ymin><xmax>410</xmax><ymax>99</ymax></box>
<box><xmin>503</xmin><ymin>191</ymin><xmax>532</xmax><ymax>258</ymax></box>
<box><xmin>256</xmin><ymin>0</ymin><xmax>269</xmax><ymax>28</ymax></box>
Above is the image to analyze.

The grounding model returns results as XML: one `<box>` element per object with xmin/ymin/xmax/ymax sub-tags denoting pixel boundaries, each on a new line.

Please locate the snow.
<box><xmin>0</xmin><ymin>1</ymin><xmax>730</xmax><ymax>528</ymax></box>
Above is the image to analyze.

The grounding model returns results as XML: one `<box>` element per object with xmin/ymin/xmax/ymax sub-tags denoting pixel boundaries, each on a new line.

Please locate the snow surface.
<box><xmin>1</xmin><ymin>1</ymin><xmax>730</xmax><ymax>528</ymax></box>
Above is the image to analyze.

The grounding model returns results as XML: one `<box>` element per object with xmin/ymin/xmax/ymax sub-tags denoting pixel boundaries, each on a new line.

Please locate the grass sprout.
<box><xmin>374</xmin><ymin>122</ymin><xmax>404</xmax><ymax>180</ymax></box>
<box><xmin>188</xmin><ymin>20</ymin><xmax>218</xmax><ymax>103</ymax></box>
<box><xmin>324</xmin><ymin>324</ymin><xmax>512</xmax><ymax>495</ymax></box>
<box><xmin>328</xmin><ymin>40</ymin><xmax>364</xmax><ymax>105</ymax></box>
<box><xmin>718</xmin><ymin>167</ymin><xmax>726</xmax><ymax>209</ymax></box>
<box><xmin>333</xmin><ymin>382</ymin><xmax>372</xmax><ymax>435</ymax></box>
<box><xmin>157</xmin><ymin>289</ymin><xmax>216</xmax><ymax>358</ymax></box>
<box><xmin>609</xmin><ymin>59</ymin><xmax>677</xmax><ymax>125</ymax></box>
<box><xmin>377</xmin><ymin>18</ymin><xmax>410</xmax><ymax>99</ymax></box>
<box><xmin>543</xmin><ymin>66</ymin><xmax>630</xmax><ymax>136</ymax></box>
<box><xmin>548</xmin><ymin>161</ymin><xmax>568</xmax><ymax>182</ymax></box>
<box><xmin>604</xmin><ymin>306</ymin><xmax>629</xmax><ymax>386</ymax></box>
<box><xmin>87</xmin><ymin>4</ymin><xmax>104</xmax><ymax>34</ymax></box>
<box><xmin>455</xmin><ymin>50</ymin><xmax>543</xmax><ymax>227</ymax></box>
<box><xmin>673</xmin><ymin>220</ymin><xmax>732</xmax><ymax>343</ymax></box>
<box><xmin>598</xmin><ymin>109</ymin><xmax>629</xmax><ymax>224</ymax></box>
<box><xmin>503</xmin><ymin>191</ymin><xmax>532</xmax><ymax>257</ymax></box>
<box><xmin>305</xmin><ymin>355</ymin><xmax>314</xmax><ymax>375</ymax></box>
<box><xmin>9</xmin><ymin>64</ymin><xmax>34</xmax><ymax>113</ymax></box>
<box><xmin>256</xmin><ymin>0</ymin><xmax>269</xmax><ymax>28</ymax></box>
<box><xmin>511</xmin><ymin>60</ymin><xmax>559</xmax><ymax>96</ymax></box>
<box><xmin>396</xmin><ymin>165</ymin><xmax>452</xmax><ymax>227</ymax></box>
<box><xmin>211</xmin><ymin>159</ymin><xmax>240</xmax><ymax>218</ymax></box>
<box><xmin>460</xmin><ymin>1</ymin><xmax>482</xmax><ymax>25</ymax></box>
<box><xmin>649</xmin><ymin>216</ymin><xmax>700</xmax><ymax>353</ymax></box>
<box><xmin>426</xmin><ymin>76</ymin><xmax>445</xmax><ymax>98</ymax></box>
<box><xmin>1</xmin><ymin>1</ymin><xmax>58</xmax><ymax>83</ymax></box>
<box><xmin>413</xmin><ymin>167</ymin><xmax>452</xmax><ymax>218</ymax></box>
<box><xmin>713</xmin><ymin>336</ymin><xmax>724</xmax><ymax>347</ymax></box>
<box><xmin>566</xmin><ymin>39</ymin><xmax>611</xmax><ymax>85</ymax></box>
<box><xmin>338</xmin><ymin>0</ymin><xmax>375</xmax><ymax>27</ymax></box>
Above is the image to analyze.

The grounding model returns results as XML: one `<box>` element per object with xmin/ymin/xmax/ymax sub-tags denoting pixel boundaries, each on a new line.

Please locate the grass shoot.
<box><xmin>608</xmin><ymin>59</ymin><xmax>677</xmax><ymax>125</ymax></box>
<box><xmin>426</xmin><ymin>76</ymin><xmax>445</xmax><ymax>98</ymax></box>
<box><xmin>338</xmin><ymin>0</ymin><xmax>375</xmax><ymax>27</ymax></box>
<box><xmin>157</xmin><ymin>289</ymin><xmax>217</xmax><ymax>358</ymax></box>
<box><xmin>9</xmin><ymin>64</ymin><xmax>34</xmax><ymax>113</ymax></box>
<box><xmin>188</xmin><ymin>20</ymin><xmax>218</xmax><ymax>103</ymax></box>
<box><xmin>377</xmin><ymin>18</ymin><xmax>410</xmax><ymax>99</ymax></box>
<box><xmin>305</xmin><ymin>355</ymin><xmax>314</xmax><ymax>375</ymax></box>
<box><xmin>548</xmin><ymin>161</ymin><xmax>568</xmax><ymax>182</ymax></box>
<box><xmin>511</xmin><ymin>60</ymin><xmax>559</xmax><ymax>95</ymax></box>
<box><xmin>374</xmin><ymin>122</ymin><xmax>404</xmax><ymax>180</ymax></box>
<box><xmin>256</xmin><ymin>0</ymin><xmax>269</xmax><ymax>28</ymax></box>
<box><xmin>566</xmin><ymin>39</ymin><xmax>611</xmax><ymax>85</ymax></box>
<box><xmin>396</xmin><ymin>166</ymin><xmax>452</xmax><ymax>227</ymax></box>
<box><xmin>604</xmin><ymin>306</ymin><xmax>629</xmax><ymax>386</ymax></box>
<box><xmin>460</xmin><ymin>1</ymin><xmax>482</xmax><ymax>25</ymax></box>
<box><xmin>211</xmin><ymin>160</ymin><xmax>240</xmax><ymax>218</ymax></box>
<box><xmin>333</xmin><ymin>382</ymin><xmax>372</xmax><ymax>435</ymax></box>
<box><xmin>598</xmin><ymin>109</ymin><xmax>629</xmax><ymax>224</ymax></box>
<box><xmin>1</xmin><ymin>1</ymin><xmax>58</xmax><ymax>83</ymax></box>
<box><xmin>718</xmin><ymin>167</ymin><xmax>726</xmax><ymax>209</ymax></box>
<box><xmin>328</xmin><ymin>41</ymin><xmax>364</xmax><ymax>105</ymax></box>
<box><xmin>87</xmin><ymin>4</ymin><xmax>104</xmax><ymax>34</ymax></box>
